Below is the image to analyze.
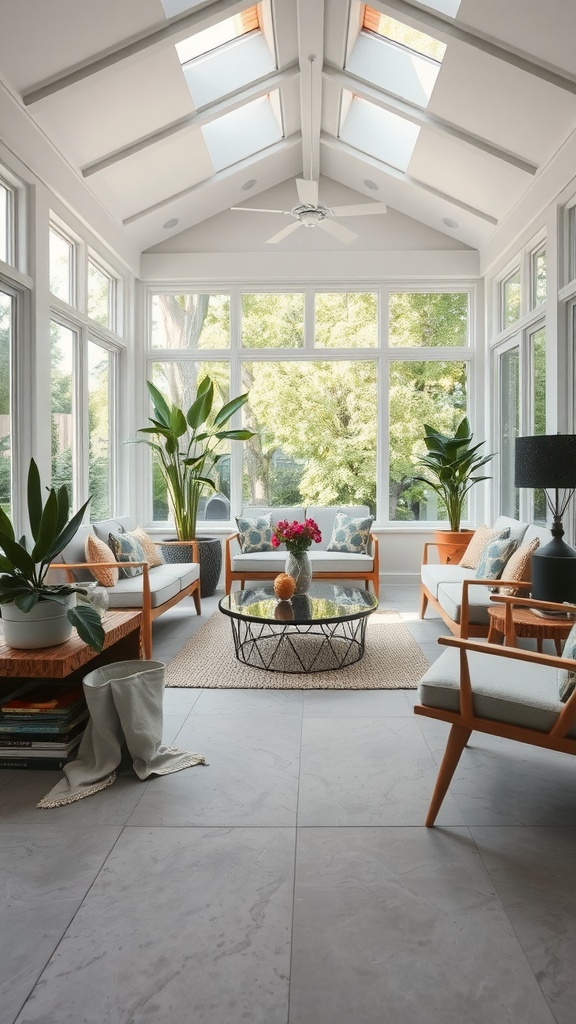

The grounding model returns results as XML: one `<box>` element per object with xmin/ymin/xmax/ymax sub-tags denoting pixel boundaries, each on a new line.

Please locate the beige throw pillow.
<box><xmin>128</xmin><ymin>527</ymin><xmax>164</xmax><ymax>568</ymax></box>
<box><xmin>85</xmin><ymin>534</ymin><xmax>119</xmax><ymax>587</ymax></box>
<box><xmin>497</xmin><ymin>538</ymin><xmax>540</xmax><ymax>596</ymax></box>
<box><xmin>459</xmin><ymin>526</ymin><xmax>510</xmax><ymax>569</ymax></box>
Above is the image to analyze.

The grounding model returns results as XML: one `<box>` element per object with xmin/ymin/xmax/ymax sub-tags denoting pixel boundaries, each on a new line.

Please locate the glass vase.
<box><xmin>285</xmin><ymin>549</ymin><xmax>312</xmax><ymax>595</ymax></box>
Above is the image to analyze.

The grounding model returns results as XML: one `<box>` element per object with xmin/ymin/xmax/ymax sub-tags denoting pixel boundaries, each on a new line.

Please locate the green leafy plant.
<box><xmin>0</xmin><ymin>460</ymin><xmax>105</xmax><ymax>651</ymax></box>
<box><xmin>137</xmin><ymin>377</ymin><xmax>254</xmax><ymax>540</ymax></box>
<box><xmin>414</xmin><ymin>416</ymin><xmax>494</xmax><ymax>531</ymax></box>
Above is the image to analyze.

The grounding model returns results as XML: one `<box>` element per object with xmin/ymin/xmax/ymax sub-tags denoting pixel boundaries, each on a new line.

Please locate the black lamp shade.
<box><xmin>515</xmin><ymin>435</ymin><xmax>576</xmax><ymax>489</ymax></box>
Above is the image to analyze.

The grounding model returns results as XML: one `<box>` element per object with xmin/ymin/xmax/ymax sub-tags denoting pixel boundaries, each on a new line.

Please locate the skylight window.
<box><xmin>176</xmin><ymin>7</ymin><xmax>259</xmax><ymax>65</ymax></box>
<box><xmin>363</xmin><ymin>7</ymin><xmax>446</xmax><ymax>63</ymax></box>
<box><xmin>202</xmin><ymin>94</ymin><xmax>282</xmax><ymax>172</ymax></box>
<box><xmin>340</xmin><ymin>95</ymin><xmax>420</xmax><ymax>172</ymax></box>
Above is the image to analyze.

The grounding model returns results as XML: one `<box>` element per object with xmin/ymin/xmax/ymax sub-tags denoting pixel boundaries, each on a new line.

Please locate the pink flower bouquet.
<box><xmin>271</xmin><ymin>518</ymin><xmax>322</xmax><ymax>555</ymax></box>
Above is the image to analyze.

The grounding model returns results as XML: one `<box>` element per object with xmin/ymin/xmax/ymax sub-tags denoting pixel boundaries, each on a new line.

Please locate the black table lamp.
<box><xmin>515</xmin><ymin>434</ymin><xmax>576</xmax><ymax>603</ymax></box>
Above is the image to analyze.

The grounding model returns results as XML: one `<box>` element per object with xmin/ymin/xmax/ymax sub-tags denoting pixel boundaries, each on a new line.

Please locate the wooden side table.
<box><xmin>487</xmin><ymin>603</ymin><xmax>574</xmax><ymax>655</ymax></box>
<box><xmin>0</xmin><ymin>610</ymin><xmax>143</xmax><ymax>684</ymax></box>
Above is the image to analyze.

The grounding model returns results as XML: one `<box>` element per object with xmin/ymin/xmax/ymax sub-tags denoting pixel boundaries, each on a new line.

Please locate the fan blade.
<box><xmin>317</xmin><ymin>219</ymin><xmax>358</xmax><ymax>243</ymax></box>
<box><xmin>231</xmin><ymin>207</ymin><xmax>289</xmax><ymax>214</ymax></box>
<box><xmin>296</xmin><ymin>178</ymin><xmax>319</xmax><ymax>207</ymax></box>
<box><xmin>266</xmin><ymin>221</ymin><xmax>303</xmax><ymax>244</ymax></box>
<box><xmin>329</xmin><ymin>203</ymin><xmax>388</xmax><ymax>217</ymax></box>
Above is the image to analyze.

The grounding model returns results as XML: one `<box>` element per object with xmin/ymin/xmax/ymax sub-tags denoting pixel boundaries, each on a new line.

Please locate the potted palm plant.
<box><xmin>0</xmin><ymin>460</ymin><xmax>105</xmax><ymax>651</ymax></box>
<box><xmin>415</xmin><ymin>416</ymin><xmax>494</xmax><ymax>563</ymax></box>
<box><xmin>136</xmin><ymin>377</ymin><xmax>254</xmax><ymax>596</ymax></box>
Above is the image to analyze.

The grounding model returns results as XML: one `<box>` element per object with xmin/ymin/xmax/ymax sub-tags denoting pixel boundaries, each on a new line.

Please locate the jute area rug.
<box><xmin>165</xmin><ymin>610</ymin><xmax>429</xmax><ymax>690</ymax></box>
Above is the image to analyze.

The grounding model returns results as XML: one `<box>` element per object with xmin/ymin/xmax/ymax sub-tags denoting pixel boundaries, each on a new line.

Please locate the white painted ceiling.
<box><xmin>2</xmin><ymin>0</ymin><xmax>576</xmax><ymax>257</ymax></box>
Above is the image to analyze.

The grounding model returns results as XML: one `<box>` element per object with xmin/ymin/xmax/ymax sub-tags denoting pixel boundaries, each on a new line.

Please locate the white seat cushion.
<box><xmin>418</xmin><ymin>646</ymin><xmax>573</xmax><ymax>735</ymax></box>
<box><xmin>106</xmin><ymin>564</ymin><xmax>199</xmax><ymax>609</ymax></box>
<box><xmin>436</xmin><ymin>581</ymin><xmax>493</xmax><ymax>626</ymax></box>
<box><xmin>421</xmin><ymin>564</ymin><xmax>470</xmax><ymax>600</ymax></box>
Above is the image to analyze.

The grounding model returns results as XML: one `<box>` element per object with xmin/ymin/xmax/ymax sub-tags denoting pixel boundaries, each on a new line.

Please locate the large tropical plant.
<box><xmin>137</xmin><ymin>377</ymin><xmax>254</xmax><ymax>540</ymax></box>
<box><xmin>414</xmin><ymin>416</ymin><xmax>494</xmax><ymax>531</ymax></box>
<box><xmin>0</xmin><ymin>460</ymin><xmax>105</xmax><ymax>651</ymax></box>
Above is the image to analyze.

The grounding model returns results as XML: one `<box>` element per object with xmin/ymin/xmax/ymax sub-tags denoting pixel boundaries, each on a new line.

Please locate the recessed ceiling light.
<box><xmin>363</xmin><ymin>179</ymin><xmax>379</xmax><ymax>190</ymax></box>
<box><xmin>241</xmin><ymin>179</ymin><xmax>257</xmax><ymax>190</ymax></box>
<box><xmin>442</xmin><ymin>217</ymin><xmax>459</xmax><ymax>228</ymax></box>
<box><xmin>163</xmin><ymin>218</ymin><xmax>179</xmax><ymax>229</ymax></box>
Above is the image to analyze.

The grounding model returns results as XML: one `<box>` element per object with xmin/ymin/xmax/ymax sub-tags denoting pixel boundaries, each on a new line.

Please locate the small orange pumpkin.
<box><xmin>273</xmin><ymin>572</ymin><xmax>296</xmax><ymax>600</ymax></box>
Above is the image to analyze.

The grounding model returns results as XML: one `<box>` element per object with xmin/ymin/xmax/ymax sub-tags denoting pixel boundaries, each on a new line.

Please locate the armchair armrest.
<box><xmin>459</xmin><ymin>578</ymin><xmax>532</xmax><ymax>639</ymax></box>
<box><xmin>422</xmin><ymin>541</ymin><xmax>461</xmax><ymax>565</ymax></box>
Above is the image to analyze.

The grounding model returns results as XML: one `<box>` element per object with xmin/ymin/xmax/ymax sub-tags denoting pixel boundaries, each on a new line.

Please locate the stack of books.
<box><xmin>0</xmin><ymin>681</ymin><xmax>89</xmax><ymax>770</ymax></box>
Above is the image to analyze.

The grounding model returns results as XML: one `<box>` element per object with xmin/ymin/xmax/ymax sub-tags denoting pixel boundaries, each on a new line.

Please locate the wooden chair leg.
<box><xmin>419</xmin><ymin>586</ymin><xmax>429</xmax><ymax>620</ymax></box>
<box><xmin>192</xmin><ymin>585</ymin><xmax>201</xmax><ymax>615</ymax></box>
<box><xmin>425</xmin><ymin>723</ymin><xmax>472</xmax><ymax>827</ymax></box>
<box><xmin>142</xmin><ymin>621</ymin><xmax>152</xmax><ymax>661</ymax></box>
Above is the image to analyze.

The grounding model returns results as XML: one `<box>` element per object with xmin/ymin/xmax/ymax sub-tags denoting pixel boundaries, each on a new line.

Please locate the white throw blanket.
<box><xmin>38</xmin><ymin>660</ymin><xmax>206</xmax><ymax>808</ymax></box>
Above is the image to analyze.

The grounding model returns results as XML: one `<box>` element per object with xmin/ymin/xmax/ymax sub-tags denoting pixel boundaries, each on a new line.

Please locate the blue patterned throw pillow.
<box><xmin>326</xmin><ymin>512</ymin><xmax>373</xmax><ymax>554</ymax></box>
<box><xmin>475</xmin><ymin>538</ymin><xmax>517</xmax><ymax>580</ymax></box>
<box><xmin>558</xmin><ymin>622</ymin><xmax>576</xmax><ymax>702</ymax></box>
<box><xmin>108</xmin><ymin>531</ymin><xmax>146</xmax><ymax>578</ymax></box>
<box><xmin>235</xmin><ymin>513</ymin><xmax>273</xmax><ymax>553</ymax></box>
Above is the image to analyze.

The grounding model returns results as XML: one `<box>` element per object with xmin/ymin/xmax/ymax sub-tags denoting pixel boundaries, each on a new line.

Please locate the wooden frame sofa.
<box><xmin>225</xmin><ymin>505</ymin><xmax>379</xmax><ymax>597</ymax></box>
<box><xmin>53</xmin><ymin>517</ymin><xmax>201</xmax><ymax>659</ymax></box>
<box><xmin>420</xmin><ymin>515</ymin><xmax>550</xmax><ymax>638</ymax></box>
<box><xmin>415</xmin><ymin>594</ymin><xmax>576</xmax><ymax>826</ymax></box>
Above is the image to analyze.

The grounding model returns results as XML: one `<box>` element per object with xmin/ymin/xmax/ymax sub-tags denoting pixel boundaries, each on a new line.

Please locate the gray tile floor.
<box><xmin>2</xmin><ymin>586</ymin><xmax>576</xmax><ymax>1024</ymax></box>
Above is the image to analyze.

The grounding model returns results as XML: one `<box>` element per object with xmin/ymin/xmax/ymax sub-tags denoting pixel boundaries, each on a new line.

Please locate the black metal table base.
<box><xmin>229</xmin><ymin>617</ymin><xmax>369</xmax><ymax>673</ymax></box>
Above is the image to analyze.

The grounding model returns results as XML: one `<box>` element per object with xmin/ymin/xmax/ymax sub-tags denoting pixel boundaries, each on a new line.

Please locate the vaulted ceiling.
<box><xmin>2</xmin><ymin>0</ymin><xmax>576</xmax><ymax>257</ymax></box>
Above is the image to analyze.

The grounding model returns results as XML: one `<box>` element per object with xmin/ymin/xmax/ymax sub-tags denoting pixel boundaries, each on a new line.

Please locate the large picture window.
<box><xmin>145</xmin><ymin>286</ymin><xmax>473</xmax><ymax>525</ymax></box>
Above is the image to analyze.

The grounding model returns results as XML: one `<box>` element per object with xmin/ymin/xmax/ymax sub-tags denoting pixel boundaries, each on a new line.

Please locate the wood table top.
<box><xmin>487</xmin><ymin>603</ymin><xmax>574</xmax><ymax>637</ymax></box>
<box><xmin>0</xmin><ymin>610</ymin><xmax>143</xmax><ymax>678</ymax></box>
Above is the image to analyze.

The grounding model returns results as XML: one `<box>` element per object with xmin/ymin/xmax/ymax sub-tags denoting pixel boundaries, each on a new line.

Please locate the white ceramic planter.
<box><xmin>1</xmin><ymin>597</ymin><xmax>74</xmax><ymax>649</ymax></box>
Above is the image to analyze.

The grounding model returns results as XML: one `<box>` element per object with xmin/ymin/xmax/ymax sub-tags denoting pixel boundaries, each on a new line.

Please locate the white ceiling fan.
<box><xmin>231</xmin><ymin>178</ymin><xmax>388</xmax><ymax>244</ymax></box>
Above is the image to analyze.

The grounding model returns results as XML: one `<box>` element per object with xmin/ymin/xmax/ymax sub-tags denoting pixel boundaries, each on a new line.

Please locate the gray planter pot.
<box><xmin>2</xmin><ymin>596</ymin><xmax>74</xmax><ymax>649</ymax></box>
<box><xmin>161</xmin><ymin>536</ymin><xmax>222</xmax><ymax>598</ymax></box>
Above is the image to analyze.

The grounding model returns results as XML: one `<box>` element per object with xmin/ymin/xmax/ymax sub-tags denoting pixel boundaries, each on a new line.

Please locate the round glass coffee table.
<box><xmin>219</xmin><ymin>584</ymin><xmax>379</xmax><ymax>673</ymax></box>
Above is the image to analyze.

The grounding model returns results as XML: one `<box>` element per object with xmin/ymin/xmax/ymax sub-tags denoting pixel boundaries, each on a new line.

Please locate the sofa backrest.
<box><xmin>523</xmin><ymin>524</ymin><xmax>551</xmax><ymax>549</ymax></box>
<box><xmin>240</xmin><ymin>507</ymin><xmax>306</xmax><ymax>530</ymax></box>
<box><xmin>92</xmin><ymin>516</ymin><xmax>137</xmax><ymax>544</ymax></box>
<box><xmin>493</xmin><ymin>516</ymin><xmax>529</xmax><ymax>544</ymax></box>
<box><xmin>58</xmin><ymin>524</ymin><xmax>97</xmax><ymax>582</ymax></box>
<box><xmin>305</xmin><ymin>506</ymin><xmax>372</xmax><ymax>550</ymax></box>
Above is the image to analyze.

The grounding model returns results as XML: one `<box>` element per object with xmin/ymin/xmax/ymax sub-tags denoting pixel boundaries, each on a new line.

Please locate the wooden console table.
<box><xmin>487</xmin><ymin>603</ymin><xmax>574</xmax><ymax>655</ymax></box>
<box><xmin>0</xmin><ymin>610</ymin><xmax>143</xmax><ymax>683</ymax></box>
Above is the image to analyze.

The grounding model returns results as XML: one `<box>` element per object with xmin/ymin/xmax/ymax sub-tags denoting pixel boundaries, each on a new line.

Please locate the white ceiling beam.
<box><xmin>321</xmin><ymin>132</ymin><xmax>499</xmax><ymax>225</ymax></box>
<box><xmin>22</xmin><ymin>0</ymin><xmax>255</xmax><ymax>105</ymax></box>
<box><xmin>296</xmin><ymin>0</ymin><xmax>324</xmax><ymax>182</ymax></box>
<box><xmin>324</xmin><ymin>65</ymin><xmax>538</xmax><ymax>176</ymax></box>
<box><xmin>122</xmin><ymin>132</ymin><xmax>302</xmax><ymax>225</ymax></box>
<box><xmin>372</xmin><ymin>0</ymin><xmax>576</xmax><ymax>95</ymax></box>
<box><xmin>82</xmin><ymin>63</ymin><xmax>300</xmax><ymax>178</ymax></box>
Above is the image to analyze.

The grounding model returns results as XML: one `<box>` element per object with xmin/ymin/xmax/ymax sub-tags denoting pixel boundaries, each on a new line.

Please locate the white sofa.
<box><xmin>54</xmin><ymin>516</ymin><xmax>201</xmax><ymax>658</ymax></box>
<box><xmin>225</xmin><ymin>506</ymin><xmax>379</xmax><ymax>596</ymax></box>
<box><xmin>420</xmin><ymin>515</ymin><xmax>550</xmax><ymax>637</ymax></box>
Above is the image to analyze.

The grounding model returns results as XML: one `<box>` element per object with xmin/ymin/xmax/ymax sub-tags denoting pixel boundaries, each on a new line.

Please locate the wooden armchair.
<box><xmin>414</xmin><ymin>595</ymin><xmax>576</xmax><ymax>826</ymax></box>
